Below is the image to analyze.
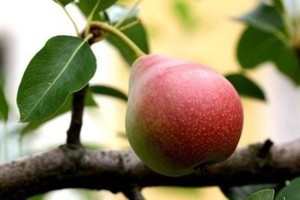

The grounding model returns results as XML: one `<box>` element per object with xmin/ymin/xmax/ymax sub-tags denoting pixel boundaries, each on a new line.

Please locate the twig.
<box><xmin>123</xmin><ymin>185</ymin><xmax>145</xmax><ymax>200</ymax></box>
<box><xmin>66</xmin><ymin>85</ymin><xmax>89</xmax><ymax>147</ymax></box>
<box><xmin>257</xmin><ymin>139</ymin><xmax>274</xmax><ymax>158</ymax></box>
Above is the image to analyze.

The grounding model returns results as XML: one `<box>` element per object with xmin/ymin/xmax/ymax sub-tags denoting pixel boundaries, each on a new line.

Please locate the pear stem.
<box><xmin>90</xmin><ymin>21</ymin><xmax>145</xmax><ymax>59</ymax></box>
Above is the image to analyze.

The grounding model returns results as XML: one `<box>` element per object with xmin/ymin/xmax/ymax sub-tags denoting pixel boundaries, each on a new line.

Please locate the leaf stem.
<box><xmin>90</xmin><ymin>21</ymin><xmax>145</xmax><ymax>59</ymax></box>
<box><xmin>84</xmin><ymin>0</ymin><xmax>101</xmax><ymax>39</ymax></box>
<box><xmin>114</xmin><ymin>0</ymin><xmax>143</xmax><ymax>28</ymax></box>
<box><xmin>55</xmin><ymin>0</ymin><xmax>80</xmax><ymax>36</ymax></box>
<box><xmin>119</xmin><ymin>19</ymin><xmax>140</xmax><ymax>31</ymax></box>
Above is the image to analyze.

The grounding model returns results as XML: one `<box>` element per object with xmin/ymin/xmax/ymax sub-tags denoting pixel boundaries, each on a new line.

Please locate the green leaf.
<box><xmin>76</xmin><ymin>189</ymin><xmax>98</xmax><ymax>200</ymax></box>
<box><xmin>76</xmin><ymin>0</ymin><xmax>117</xmax><ymax>20</ymax></box>
<box><xmin>20</xmin><ymin>89</ymin><xmax>97</xmax><ymax>136</ymax></box>
<box><xmin>237</xmin><ymin>26</ymin><xmax>300</xmax><ymax>85</ymax></box>
<box><xmin>17</xmin><ymin>36</ymin><xmax>96</xmax><ymax>122</ymax></box>
<box><xmin>222</xmin><ymin>184</ymin><xmax>277</xmax><ymax>200</ymax></box>
<box><xmin>106</xmin><ymin>5</ymin><xmax>149</xmax><ymax>65</ymax></box>
<box><xmin>272</xmin><ymin>0</ymin><xmax>284</xmax><ymax>14</ymax></box>
<box><xmin>90</xmin><ymin>85</ymin><xmax>128</xmax><ymax>102</ymax></box>
<box><xmin>107</xmin><ymin>17</ymin><xmax>149</xmax><ymax>65</ymax></box>
<box><xmin>82</xmin><ymin>143</ymin><xmax>104</xmax><ymax>150</ymax></box>
<box><xmin>171</xmin><ymin>0</ymin><xmax>198</xmax><ymax>30</ymax></box>
<box><xmin>27</xmin><ymin>193</ymin><xmax>47</xmax><ymax>200</ymax></box>
<box><xmin>276</xmin><ymin>177</ymin><xmax>300</xmax><ymax>200</ymax></box>
<box><xmin>54</xmin><ymin>0</ymin><xmax>74</xmax><ymax>6</ymax></box>
<box><xmin>0</xmin><ymin>77</ymin><xmax>9</xmax><ymax>121</ymax></box>
<box><xmin>248</xmin><ymin>189</ymin><xmax>274</xmax><ymax>200</ymax></box>
<box><xmin>225</xmin><ymin>73</ymin><xmax>266</xmax><ymax>101</ymax></box>
<box><xmin>237</xmin><ymin>27</ymin><xmax>278</xmax><ymax>69</ymax></box>
<box><xmin>237</xmin><ymin>3</ymin><xmax>286</xmax><ymax>36</ymax></box>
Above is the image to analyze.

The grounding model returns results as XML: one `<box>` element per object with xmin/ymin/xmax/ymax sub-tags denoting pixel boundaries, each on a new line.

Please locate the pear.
<box><xmin>126</xmin><ymin>54</ymin><xmax>243</xmax><ymax>177</ymax></box>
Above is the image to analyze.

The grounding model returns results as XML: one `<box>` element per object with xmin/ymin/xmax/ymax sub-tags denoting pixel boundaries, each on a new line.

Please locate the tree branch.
<box><xmin>0</xmin><ymin>139</ymin><xmax>300</xmax><ymax>199</ymax></box>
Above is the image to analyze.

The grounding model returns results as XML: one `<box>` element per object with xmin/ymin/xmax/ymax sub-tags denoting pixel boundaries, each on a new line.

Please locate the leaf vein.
<box><xmin>22</xmin><ymin>39</ymin><xmax>87</xmax><ymax>121</ymax></box>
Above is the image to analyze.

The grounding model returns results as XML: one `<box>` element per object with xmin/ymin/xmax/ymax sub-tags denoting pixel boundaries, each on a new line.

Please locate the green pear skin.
<box><xmin>126</xmin><ymin>54</ymin><xmax>243</xmax><ymax>177</ymax></box>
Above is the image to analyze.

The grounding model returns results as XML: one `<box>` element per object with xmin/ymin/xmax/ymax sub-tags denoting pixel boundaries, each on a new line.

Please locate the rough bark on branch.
<box><xmin>0</xmin><ymin>139</ymin><xmax>300</xmax><ymax>199</ymax></box>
